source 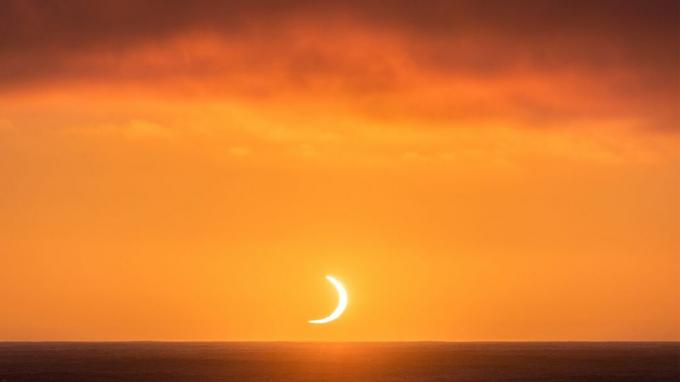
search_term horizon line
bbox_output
[1,340,678,344]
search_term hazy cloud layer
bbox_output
[0,0,678,131]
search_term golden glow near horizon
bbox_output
[0,1,678,342]
[308,275,348,325]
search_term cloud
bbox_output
[227,146,252,157]
[123,120,174,140]
[1,1,675,75]
[0,1,677,133]
[65,120,174,141]
[296,144,318,158]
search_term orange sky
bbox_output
[0,0,678,341]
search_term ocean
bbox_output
[0,342,677,381]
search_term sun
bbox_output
[308,275,348,324]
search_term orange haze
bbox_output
[0,0,678,341]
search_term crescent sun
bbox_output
[308,275,348,324]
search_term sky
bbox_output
[0,0,678,341]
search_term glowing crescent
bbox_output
[308,275,348,324]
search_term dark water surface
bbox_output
[0,342,677,381]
